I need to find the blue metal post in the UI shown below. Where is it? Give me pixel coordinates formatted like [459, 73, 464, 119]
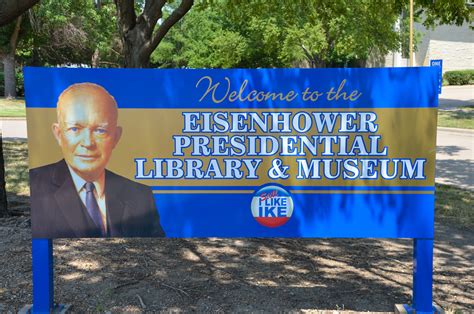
[32, 239, 54, 313]
[412, 238, 434, 314]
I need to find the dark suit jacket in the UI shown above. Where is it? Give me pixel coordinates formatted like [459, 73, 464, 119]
[30, 159, 165, 238]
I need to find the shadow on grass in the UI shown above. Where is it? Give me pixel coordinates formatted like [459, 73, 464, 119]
[438, 107, 474, 129]
[435, 183, 474, 227]
[438, 99, 474, 110]
[439, 108, 474, 118]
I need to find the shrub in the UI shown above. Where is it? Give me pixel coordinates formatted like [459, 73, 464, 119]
[16, 70, 24, 96]
[0, 71, 4, 95]
[443, 70, 474, 85]
[0, 70, 25, 97]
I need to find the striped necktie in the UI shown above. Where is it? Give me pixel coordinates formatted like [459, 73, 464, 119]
[84, 182, 106, 236]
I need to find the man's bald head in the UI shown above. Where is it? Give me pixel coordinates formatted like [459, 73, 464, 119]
[52, 83, 122, 181]
[57, 83, 118, 124]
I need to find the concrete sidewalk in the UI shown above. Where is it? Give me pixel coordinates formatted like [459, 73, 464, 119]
[439, 85, 473, 109]
[0, 119, 27, 139]
[436, 127, 474, 190]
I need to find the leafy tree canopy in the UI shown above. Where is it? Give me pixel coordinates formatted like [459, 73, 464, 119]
[153, 0, 472, 68]
[19, 0, 120, 66]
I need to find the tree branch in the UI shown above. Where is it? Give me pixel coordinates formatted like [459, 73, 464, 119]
[141, 0, 166, 35]
[300, 44, 314, 65]
[9, 15, 23, 53]
[114, 0, 137, 33]
[0, 0, 39, 26]
[149, 0, 193, 53]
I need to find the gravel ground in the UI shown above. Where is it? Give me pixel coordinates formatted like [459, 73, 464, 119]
[0, 211, 472, 313]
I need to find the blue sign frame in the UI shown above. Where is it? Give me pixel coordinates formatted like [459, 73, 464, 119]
[25, 67, 439, 313]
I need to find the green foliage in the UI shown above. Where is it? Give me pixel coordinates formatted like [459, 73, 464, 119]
[244, 16, 287, 67]
[1, 0, 120, 95]
[0, 16, 30, 56]
[25, 0, 119, 66]
[157, 0, 471, 69]
[309, 1, 401, 66]
[11, 0, 120, 67]
[280, 22, 327, 67]
[415, 0, 472, 27]
[0, 72, 4, 95]
[3, 0, 471, 71]
[152, 7, 248, 68]
[15, 69, 24, 95]
[0, 21, 17, 53]
[1, 63, 23, 96]
[443, 70, 474, 85]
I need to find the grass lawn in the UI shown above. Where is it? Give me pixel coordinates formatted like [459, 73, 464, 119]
[438, 106, 474, 129]
[0, 98, 26, 117]
[435, 183, 474, 227]
[2, 138, 473, 226]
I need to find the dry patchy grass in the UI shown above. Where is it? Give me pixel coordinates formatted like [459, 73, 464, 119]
[435, 183, 474, 227]
[438, 107, 474, 129]
[0, 98, 26, 117]
[3, 139, 29, 214]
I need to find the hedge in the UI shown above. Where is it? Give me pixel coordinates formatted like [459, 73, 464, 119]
[443, 70, 474, 85]
[0, 71, 24, 96]
[0, 71, 4, 95]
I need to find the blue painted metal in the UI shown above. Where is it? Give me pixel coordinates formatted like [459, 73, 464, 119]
[24, 67, 438, 308]
[32, 239, 54, 313]
[24, 67, 439, 109]
[412, 239, 434, 313]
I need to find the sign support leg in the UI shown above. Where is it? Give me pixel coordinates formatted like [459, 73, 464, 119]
[396, 238, 440, 314]
[25, 238, 72, 313]
[32, 238, 54, 313]
[413, 238, 434, 313]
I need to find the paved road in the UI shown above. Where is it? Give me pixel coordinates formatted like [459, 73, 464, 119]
[0, 119, 27, 139]
[1, 119, 473, 189]
[439, 85, 473, 109]
[436, 127, 473, 189]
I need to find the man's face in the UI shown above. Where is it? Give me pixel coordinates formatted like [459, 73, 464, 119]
[52, 85, 122, 181]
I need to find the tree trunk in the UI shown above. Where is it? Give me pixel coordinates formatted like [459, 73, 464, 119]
[2, 53, 16, 98]
[2, 15, 22, 98]
[0, 136, 9, 217]
[91, 48, 100, 68]
[123, 33, 151, 68]
[115, 0, 193, 68]
[0, 15, 21, 216]
[124, 51, 150, 68]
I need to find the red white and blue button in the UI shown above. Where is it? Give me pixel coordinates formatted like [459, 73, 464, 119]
[251, 185, 294, 228]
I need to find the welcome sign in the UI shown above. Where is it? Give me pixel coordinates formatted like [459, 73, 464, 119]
[24, 67, 438, 239]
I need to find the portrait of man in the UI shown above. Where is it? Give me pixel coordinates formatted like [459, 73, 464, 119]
[30, 83, 165, 238]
